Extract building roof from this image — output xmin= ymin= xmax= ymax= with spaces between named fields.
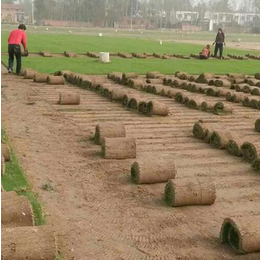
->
xmin=1 ymin=3 xmax=23 ymax=11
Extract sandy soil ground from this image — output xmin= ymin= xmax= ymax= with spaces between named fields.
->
xmin=1 ymin=66 xmax=260 ymax=260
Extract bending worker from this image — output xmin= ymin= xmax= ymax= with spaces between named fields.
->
xmin=7 ymin=24 xmax=28 ymax=74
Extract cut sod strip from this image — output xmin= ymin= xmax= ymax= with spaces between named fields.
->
xmin=1 ymin=191 xmax=34 ymax=228
xmin=94 ymin=122 xmax=126 ymax=145
xmin=165 ymin=178 xmax=216 ymax=207
xmin=1 ymin=226 xmax=57 ymax=259
xmin=131 ymin=156 xmax=176 ymax=184
xmin=220 ymin=216 xmax=260 ymax=254
xmin=1 ymin=129 xmax=45 ymax=226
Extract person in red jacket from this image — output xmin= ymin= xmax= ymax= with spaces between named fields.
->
xmin=7 ymin=24 xmax=28 ymax=74
xmin=199 ymin=44 xmax=211 ymax=59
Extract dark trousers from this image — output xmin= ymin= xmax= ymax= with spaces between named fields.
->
xmin=214 ymin=43 xmax=224 ymax=58
xmin=199 ymin=55 xmax=208 ymax=60
xmin=8 ymin=44 xmax=22 ymax=74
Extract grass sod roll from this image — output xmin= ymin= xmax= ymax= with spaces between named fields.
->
xmin=128 ymin=97 xmax=147 ymax=110
xmin=247 ymin=79 xmax=260 ymax=86
xmin=220 ymin=216 xmax=260 ymax=254
xmin=146 ymin=101 xmax=169 ymax=116
xmin=201 ymin=101 xmax=215 ymax=112
xmin=107 ymin=72 xmax=122 ymax=81
xmin=188 ymin=98 xmax=205 ymax=109
xmin=167 ymin=89 xmax=179 ymax=98
xmin=47 ymin=76 xmax=65 ymax=85
xmin=33 ymin=73 xmax=48 ymax=83
xmin=146 ymin=71 xmax=161 ymax=79
xmin=206 ymin=87 xmax=219 ymax=97
xmin=215 ymin=79 xmax=232 ymax=88
xmin=255 ymin=119 xmax=260 ymax=132
xmin=251 ymin=87 xmax=260 ymax=96
xmin=192 ymin=121 xmax=210 ymax=139
xmin=94 ymin=122 xmax=126 ymax=145
xmin=122 ymin=72 xmax=138 ymax=80
xmin=1 ymin=143 xmax=11 ymax=162
xmin=19 ymin=68 xmax=29 ymax=76
xmin=227 ymin=136 xmax=244 ymax=156
xmin=54 ymin=70 xmax=72 ymax=76
xmin=241 ymin=142 xmax=260 ymax=163
xmin=110 ymin=89 xmax=132 ymax=102
xmin=23 ymin=69 xmax=37 ymax=79
xmin=58 ymin=93 xmax=80 ymax=105
xmin=40 ymin=51 xmax=52 ymax=57
xmin=252 ymin=159 xmax=260 ymax=172
xmin=160 ymin=86 xmax=172 ymax=96
xmin=218 ymin=88 xmax=233 ymax=97
xmin=101 ymin=137 xmax=136 ymax=159
xmin=255 ymin=73 xmax=260 ymax=80
xmin=131 ymin=156 xmax=176 ymax=184
xmin=138 ymin=101 xmax=148 ymax=114
xmin=122 ymin=93 xmax=138 ymax=107
xmin=210 ymin=131 xmax=234 ymax=149
xmin=1 ymin=191 xmax=34 ymax=228
xmin=64 ymin=51 xmax=77 ymax=57
xmin=165 ymin=178 xmax=216 ymax=207
xmin=151 ymin=85 xmax=167 ymax=95
xmin=213 ymin=102 xmax=233 ymax=115
xmin=175 ymin=91 xmax=185 ymax=103
xmin=146 ymin=78 xmax=163 ymax=84
xmin=1 ymin=226 xmax=57 ymax=259
xmin=127 ymin=79 xmax=144 ymax=90
xmin=232 ymin=93 xmax=247 ymax=103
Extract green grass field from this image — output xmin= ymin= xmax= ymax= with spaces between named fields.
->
xmin=1 ymin=25 xmax=260 ymax=75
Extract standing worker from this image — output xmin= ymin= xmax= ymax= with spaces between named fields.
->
xmin=7 ymin=24 xmax=28 ymax=74
xmin=213 ymin=28 xmax=225 ymax=59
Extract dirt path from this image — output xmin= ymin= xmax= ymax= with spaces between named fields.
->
xmin=1 ymin=67 xmax=260 ymax=260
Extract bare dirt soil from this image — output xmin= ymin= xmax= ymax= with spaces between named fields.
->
xmin=1 ymin=66 xmax=260 ymax=260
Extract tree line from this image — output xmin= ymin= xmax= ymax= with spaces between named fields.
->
xmin=2 ymin=0 xmax=260 ymax=28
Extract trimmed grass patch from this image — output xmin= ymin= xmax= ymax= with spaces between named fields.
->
xmin=1 ymin=128 xmax=45 ymax=226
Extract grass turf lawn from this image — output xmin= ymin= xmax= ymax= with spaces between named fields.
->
xmin=1 ymin=128 xmax=45 ymax=226
xmin=1 ymin=30 xmax=259 ymax=75
xmin=2 ymin=55 xmax=259 ymax=75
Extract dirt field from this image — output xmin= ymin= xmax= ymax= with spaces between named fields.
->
xmin=1 ymin=65 xmax=260 ymax=260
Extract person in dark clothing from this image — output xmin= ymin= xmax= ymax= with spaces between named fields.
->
xmin=7 ymin=24 xmax=28 ymax=74
xmin=213 ymin=28 xmax=225 ymax=59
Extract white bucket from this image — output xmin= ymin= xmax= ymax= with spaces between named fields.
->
xmin=100 ymin=52 xmax=110 ymax=63
xmin=160 ymin=40 xmax=163 ymax=45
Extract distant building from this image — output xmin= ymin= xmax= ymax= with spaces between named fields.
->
xmin=1 ymin=3 xmax=24 ymax=23
xmin=174 ymin=11 xmax=199 ymax=23
xmin=205 ymin=11 xmax=259 ymax=31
